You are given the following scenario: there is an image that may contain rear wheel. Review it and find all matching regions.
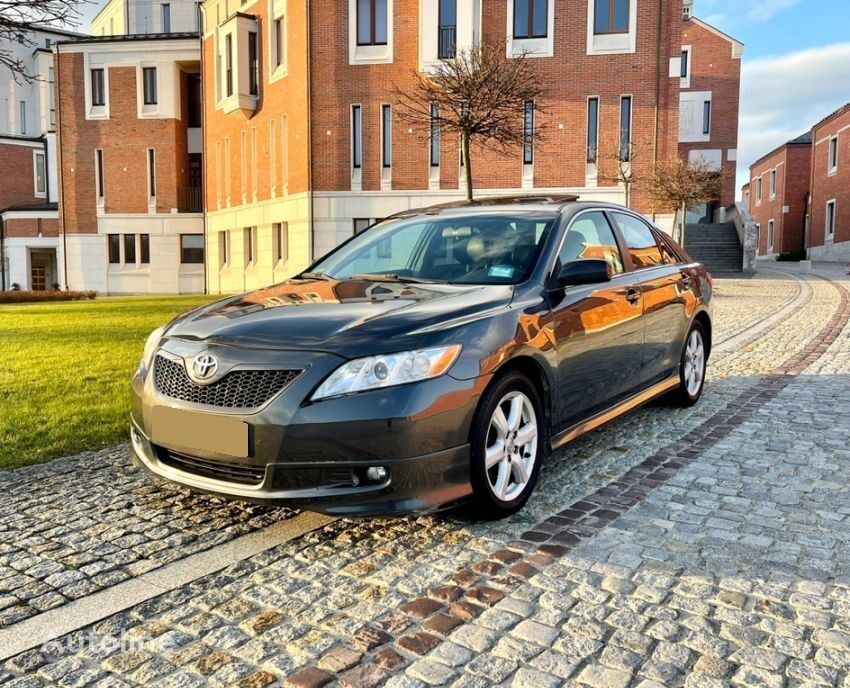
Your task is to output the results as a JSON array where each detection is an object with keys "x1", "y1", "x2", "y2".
[
  {"x1": 469, "y1": 372, "x2": 544, "y2": 519},
  {"x1": 666, "y1": 322, "x2": 707, "y2": 407}
]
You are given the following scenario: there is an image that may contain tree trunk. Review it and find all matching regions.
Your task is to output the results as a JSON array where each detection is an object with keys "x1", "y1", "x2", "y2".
[
  {"x1": 680, "y1": 201, "x2": 688, "y2": 246},
  {"x1": 462, "y1": 131, "x2": 473, "y2": 202}
]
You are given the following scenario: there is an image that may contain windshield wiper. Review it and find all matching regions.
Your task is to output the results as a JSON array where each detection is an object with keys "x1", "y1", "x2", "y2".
[
  {"x1": 295, "y1": 271, "x2": 335, "y2": 281},
  {"x1": 348, "y1": 273, "x2": 444, "y2": 284}
]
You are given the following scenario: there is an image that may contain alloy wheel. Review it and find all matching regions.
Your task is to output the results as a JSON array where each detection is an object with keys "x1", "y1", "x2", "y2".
[
  {"x1": 484, "y1": 391, "x2": 539, "y2": 502},
  {"x1": 684, "y1": 329, "x2": 705, "y2": 397}
]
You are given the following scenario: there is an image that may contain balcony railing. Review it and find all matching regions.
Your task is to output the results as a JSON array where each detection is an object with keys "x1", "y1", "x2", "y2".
[
  {"x1": 177, "y1": 187, "x2": 203, "y2": 213},
  {"x1": 438, "y1": 25, "x2": 456, "y2": 59}
]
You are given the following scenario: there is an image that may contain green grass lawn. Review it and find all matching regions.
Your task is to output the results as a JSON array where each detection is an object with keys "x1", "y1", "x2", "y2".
[{"x1": 0, "y1": 295, "x2": 220, "y2": 471}]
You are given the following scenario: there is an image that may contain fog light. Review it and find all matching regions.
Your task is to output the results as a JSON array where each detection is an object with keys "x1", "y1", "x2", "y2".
[{"x1": 366, "y1": 466, "x2": 388, "y2": 482}]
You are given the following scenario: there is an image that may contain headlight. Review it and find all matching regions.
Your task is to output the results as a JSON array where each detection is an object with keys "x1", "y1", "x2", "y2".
[
  {"x1": 312, "y1": 345, "x2": 462, "y2": 400},
  {"x1": 141, "y1": 326, "x2": 165, "y2": 369}
]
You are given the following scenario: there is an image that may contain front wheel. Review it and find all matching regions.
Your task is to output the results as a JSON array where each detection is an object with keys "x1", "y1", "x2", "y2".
[
  {"x1": 469, "y1": 372, "x2": 544, "y2": 519},
  {"x1": 666, "y1": 322, "x2": 707, "y2": 407}
]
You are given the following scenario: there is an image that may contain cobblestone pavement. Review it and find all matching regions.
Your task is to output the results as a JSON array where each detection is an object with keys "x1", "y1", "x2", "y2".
[{"x1": 4, "y1": 267, "x2": 849, "y2": 688}]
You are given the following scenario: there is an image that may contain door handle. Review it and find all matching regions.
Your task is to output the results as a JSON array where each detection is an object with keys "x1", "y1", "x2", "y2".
[{"x1": 618, "y1": 287, "x2": 641, "y2": 304}]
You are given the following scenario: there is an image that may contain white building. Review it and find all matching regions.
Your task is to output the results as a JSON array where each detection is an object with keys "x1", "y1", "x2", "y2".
[{"x1": 92, "y1": 0, "x2": 203, "y2": 36}]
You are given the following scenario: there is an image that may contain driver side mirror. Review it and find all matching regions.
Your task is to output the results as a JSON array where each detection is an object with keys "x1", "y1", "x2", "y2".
[{"x1": 556, "y1": 259, "x2": 611, "y2": 287}]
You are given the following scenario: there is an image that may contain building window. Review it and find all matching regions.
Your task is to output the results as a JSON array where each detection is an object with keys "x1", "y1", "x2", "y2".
[
  {"x1": 143, "y1": 67, "x2": 157, "y2": 105},
  {"x1": 219, "y1": 230, "x2": 229, "y2": 266},
  {"x1": 756, "y1": 177, "x2": 762, "y2": 203},
  {"x1": 95, "y1": 149, "x2": 105, "y2": 202},
  {"x1": 34, "y1": 152, "x2": 46, "y2": 196},
  {"x1": 702, "y1": 100, "x2": 711, "y2": 136},
  {"x1": 275, "y1": 17, "x2": 285, "y2": 67},
  {"x1": 767, "y1": 219, "x2": 775, "y2": 250},
  {"x1": 523, "y1": 100, "x2": 534, "y2": 164},
  {"x1": 124, "y1": 234, "x2": 136, "y2": 263},
  {"x1": 273, "y1": 222, "x2": 288, "y2": 263},
  {"x1": 438, "y1": 0, "x2": 457, "y2": 58},
  {"x1": 829, "y1": 136, "x2": 839, "y2": 174},
  {"x1": 48, "y1": 67, "x2": 55, "y2": 127},
  {"x1": 826, "y1": 200, "x2": 836, "y2": 241},
  {"x1": 148, "y1": 149, "x2": 156, "y2": 198},
  {"x1": 430, "y1": 103, "x2": 440, "y2": 167},
  {"x1": 19, "y1": 101, "x2": 26, "y2": 135},
  {"x1": 225, "y1": 34, "x2": 233, "y2": 97},
  {"x1": 91, "y1": 68, "x2": 105, "y2": 106},
  {"x1": 181, "y1": 235, "x2": 205, "y2": 264},
  {"x1": 357, "y1": 0, "x2": 388, "y2": 46},
  {"x1": 354, "y1": 218, "x2": 372, "y2": 234},
  {"x1": 244, "y1": 226, "x2": 257, "y2": 265},
  {"x1": 769, "y1": 169, "x2": 777, "y2": 199},
  {"x1": 140, "y1": 234, "x2": 150, "y2": 264},
  {"x1": 248, "y1": 31, "x2": 259, "y2": 96},
  {"x1": 352, "y1": 105, "x2": 362, "y2": 169},
  {"x1": 162, "y1": 3, "x2": 171, "y2": 32},
  {"x1": 513, "y1": 0, "x2": 547, "y2": 39},
  {"x1": 680, "y1": 49, "x2": 689, "y2": 78},
  {"x1": 587, "y1": 97, "x2": 599, "y2": 163},
  {"x1": 619, "y1": 95, "x2": 632, "y2": 161},
  {"x1": 594, "y1": 0, "x2": 629, "y2": 34},
  {"x1": 382, "y1": 104, "x2": 392, "y2": 168},
  {"x1": 108, "y1": 234, "x2": 120, "y2": 264},
  {"x1": 187, "y1": 73, "x2": 202, "y2": 126}
]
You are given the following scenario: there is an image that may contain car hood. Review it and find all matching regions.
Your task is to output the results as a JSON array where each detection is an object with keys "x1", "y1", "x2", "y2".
[{"x1": 166, "y1": 279, "x2": 514, "y2": 357}]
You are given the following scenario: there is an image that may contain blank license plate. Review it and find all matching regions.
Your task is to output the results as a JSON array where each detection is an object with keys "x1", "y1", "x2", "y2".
[{"x1": 151, "y1": 406, "x2": 249, "y2": 458}]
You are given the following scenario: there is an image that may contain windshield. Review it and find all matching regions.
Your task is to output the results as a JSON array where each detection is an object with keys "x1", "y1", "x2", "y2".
[{"x1": 310, "y1": 212, "x2": 556, "y2": 285}]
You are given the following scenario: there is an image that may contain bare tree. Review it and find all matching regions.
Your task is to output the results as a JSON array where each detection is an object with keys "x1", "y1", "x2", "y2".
[
  {"x1": 595, "y1": 135, "x2": 652, "y2": 209},
  {"x1": 644, "y1": 157, "x2": 725, "y2": 245},
  {"x1": 393, "y1": 42, "x2": 546, "y2": 201},
  {"x1": 0, "y1": 0, "x2": 88, "y2": 82}
]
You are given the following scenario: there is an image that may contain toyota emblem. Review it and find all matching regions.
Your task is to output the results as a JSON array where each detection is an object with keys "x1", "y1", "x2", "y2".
[{"x1": 191, "y1": 354, "x2": 219, "y2": 381}]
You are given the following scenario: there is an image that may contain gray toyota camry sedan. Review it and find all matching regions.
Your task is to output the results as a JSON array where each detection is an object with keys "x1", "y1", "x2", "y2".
[{"x1": 130, "y1": 196, "x2": 712, "y2": 518}]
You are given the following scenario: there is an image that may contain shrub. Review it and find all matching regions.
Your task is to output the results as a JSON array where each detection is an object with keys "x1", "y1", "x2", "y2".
[
  {"x1": 776, "y1": 250, "x2": 807, "y2": 262},
  {"x1": 0, "y1": 290, "x2": 97, "y2": 304},
  {"x1": 11, "y1": 283, "x2": 20, "y2": 291}
]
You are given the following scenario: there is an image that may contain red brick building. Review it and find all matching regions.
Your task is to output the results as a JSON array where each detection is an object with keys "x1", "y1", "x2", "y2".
[
  {"x1": 201, "y1": 0, "x2": 743, "y2": 293},
  {"x1": 749, "y1": 132, "x2": 812, "y2": 257},
  {"x1": 55, "y1": 33, "x2": 205, "y2": 293},
  {"x1": 678, "y1": 16, "x2": 742, "y2": 219},
  {"x1": 809, "y1": 103, "x2": 850, "y2": 262}
]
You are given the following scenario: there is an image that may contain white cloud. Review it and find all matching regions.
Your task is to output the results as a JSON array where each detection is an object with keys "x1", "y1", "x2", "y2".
[
  {"x1": 745, "y1": 0, "x2": 802, "y2": 22},
  {"x1": 736, "y1": 43, "x2": 850, "y2": 192}
]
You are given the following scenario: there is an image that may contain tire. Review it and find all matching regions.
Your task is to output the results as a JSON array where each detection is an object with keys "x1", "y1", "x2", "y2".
[
  {"x1": 469, "y1": 371, "x2": 545, "y2": 519},
  {"x1": 666, "y1": 321, "x2": 707, "y2": 407}
]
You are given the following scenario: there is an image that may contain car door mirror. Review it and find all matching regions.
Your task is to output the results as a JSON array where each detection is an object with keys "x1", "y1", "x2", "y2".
[{"x1": 556, "y1": 259, "x2": 612, "y2": 287}]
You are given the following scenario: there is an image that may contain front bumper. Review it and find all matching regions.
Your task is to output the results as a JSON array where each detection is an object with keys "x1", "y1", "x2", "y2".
[{"x1": 130, "y1": 342, "x2": 486, "y2": 515}]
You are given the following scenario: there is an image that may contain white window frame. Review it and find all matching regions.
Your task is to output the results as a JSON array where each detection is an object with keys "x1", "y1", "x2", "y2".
[
  {"x1": 269, "y1": 0, "x2": 287, "y2": 81},
  {"x1": 587, "y1": 0, "x2": 637, "y2": 55},
  {"x1": 162, "y1": 3, "x2": 171, "y2": 32},
  {"x1": 280, "y1": 114, "x2": 289, "y2": 193},
  {"x1": 680, "y1": 45, "x2": 691, "y2": 89},
  {"x1": 219, "y1": 230, "x2": 230, "y2": 267},
  {"x1": 349, "y1": 0, "x2": 394, "y2": 65},
  {"x1": 244, "y1": 226, "x2": 257, "y2": 267},
  {"x1": 767, "y1": 219, "x2": 774, "y2": 252},
  {"x1": 828, "y1": 136, "x2": 839, "y2": 176},
  {"x1": 826, "y1": 199, "x2": 836, "y2": 243},
  {"x1": 755, "y1": 176, "x2": 762, "y2": 205},
  {"x1": 147, "y1": 148, "x2": 157, "y2": 205},
  {"x1": 85, "y1": 60, "x2": 110, "y2": 120},
  {"x1": 273, "y1": 221, "x2": 289, "y2": 266},
  {"x1": 769, "y1": 168, "x2": 777, "y2": 200},
  {"x1": 507, "y1": 0, "x2": 555, "y2": 58},
  {"x1": 95, "y1": 148, "x2": 105, "y2": 207},
  {"x1": 33, "y1": 151, "x2": 47, "y2": 198},
  {"x1": 19, "y1": 100, "x2": 26, "y2": 136}
]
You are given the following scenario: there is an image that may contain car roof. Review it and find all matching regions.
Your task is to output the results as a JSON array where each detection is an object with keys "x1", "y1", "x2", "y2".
[{"x1": 383, "y1": 196, "x2": 642, "y2": 221}]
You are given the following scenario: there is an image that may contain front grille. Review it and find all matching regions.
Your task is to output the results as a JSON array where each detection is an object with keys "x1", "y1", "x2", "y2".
[
  {"x1": 153, "y1": 355, "x2": 299, "y2": 409},
  {"x1": 156, "y1": 447, "x2": 266, "y2": 485}
]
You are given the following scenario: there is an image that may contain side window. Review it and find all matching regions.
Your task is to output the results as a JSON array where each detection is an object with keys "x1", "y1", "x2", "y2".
[
  {"x1": 610, "y1": 212, "x2": 664, "y2": 269},
  {"x1": 558, "y1": 211, "x2": 624, "y2": 275}
]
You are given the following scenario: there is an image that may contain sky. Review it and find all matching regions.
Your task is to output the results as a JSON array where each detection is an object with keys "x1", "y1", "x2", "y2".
[{"x1": 75, "y1": 0, "x2": 850, "y2": 197}]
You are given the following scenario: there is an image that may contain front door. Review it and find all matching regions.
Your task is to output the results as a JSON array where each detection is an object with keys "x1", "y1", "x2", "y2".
[
  {"x1": 31, "y1": 265, "x2": 46, "y2": 291},
  {"x1": 548, "y1": 211, "x2": 645, "y2": 429}
]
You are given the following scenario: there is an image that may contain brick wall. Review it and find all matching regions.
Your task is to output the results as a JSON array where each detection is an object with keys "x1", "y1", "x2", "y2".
[
  {"x1": 203, "y1": 0, "x2": 686, "y2": 216},
  {"x1": 810, "y1": 106, "x2": 850, "y2": 249},
  {"x1": 3, "y1": 217, "x2": 59, "y2": 238},
  {"x1": 56, "y1": 52, "x2": 192, "y2": 235},
  {"x1": 678, "y1": 18, "x2": 740, "y2": 208},
  {"x1": 0, "y1": 141, "x2": 42, "y2": 211}
]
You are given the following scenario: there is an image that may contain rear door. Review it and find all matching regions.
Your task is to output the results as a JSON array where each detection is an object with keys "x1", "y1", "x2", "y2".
[
  {"x1": 608, "y1": 212, "x2": 689, "y2": 386},
  {"x1": 547, "y1": 210, "x2": 645, "y2": 428}
]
